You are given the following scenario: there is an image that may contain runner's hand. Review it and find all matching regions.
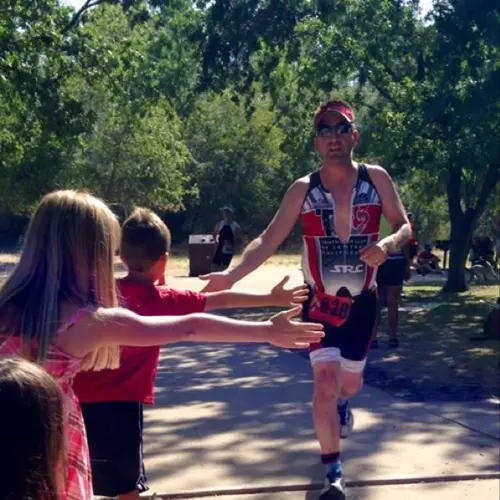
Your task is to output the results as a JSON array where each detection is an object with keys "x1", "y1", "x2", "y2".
[
  {"x1": 360, "y1": 242, "x2": 388, "y2": 268},
  {"x1": 267, "y1": 305, "x2": 324, "y2": 349},
  {"x1": 270, "y1": 276, "x2": 309, "y2": 306},
  {"x1": 199, "y1": 271, "x2": 235, "y2": 292}
]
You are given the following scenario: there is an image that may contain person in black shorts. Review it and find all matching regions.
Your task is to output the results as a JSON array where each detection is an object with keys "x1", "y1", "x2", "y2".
[
  {"x1": 373, "y1": 249, "x2": 410, "y2": 348},
  {"x1": 212, "y1": 204, "x2": 242, "y2": 271}
]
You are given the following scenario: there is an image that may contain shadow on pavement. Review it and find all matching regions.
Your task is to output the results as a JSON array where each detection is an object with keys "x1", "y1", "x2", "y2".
[{"x1": 143, "y1": 331, "x2": 499, "y2": 498}]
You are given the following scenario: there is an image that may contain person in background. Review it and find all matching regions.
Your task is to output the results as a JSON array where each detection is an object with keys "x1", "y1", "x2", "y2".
[
  {"x1": 416, "y1": 244, "x2": 442, "y2": 275},
  {"x1": 212, "y1": 204, "x2": 243, "y2": 271},
  {"x1": 0, "y1": 357, "x2": 64, "y2": 500},
  {"x1": 470, "y1": 236, "x2": 495, "y2": 266},
  {"x1": 372, "y1": 216, "x2": 411, "y2": 349}
]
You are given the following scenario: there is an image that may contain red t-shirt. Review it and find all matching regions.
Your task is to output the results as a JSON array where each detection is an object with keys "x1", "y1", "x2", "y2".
[
  {"x1": 418, "y1": 251, "x2": 438, "y2": 262},
  {"x1": 73, "y1": 279, "x2": 206, "y2": 404}
]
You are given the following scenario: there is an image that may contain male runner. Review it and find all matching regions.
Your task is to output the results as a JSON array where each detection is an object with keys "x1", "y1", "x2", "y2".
[{"x1": 201, "y1": 100, "x2": 411, "y2": 499}]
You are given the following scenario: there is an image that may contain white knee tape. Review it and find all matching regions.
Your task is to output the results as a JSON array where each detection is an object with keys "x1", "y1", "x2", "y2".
[
  {"x1": 309, "y1": 347, "x2": 341, "y2": 366},
  {"x1": 340, "y1": 357, "x2": 366, "y2": 373}
]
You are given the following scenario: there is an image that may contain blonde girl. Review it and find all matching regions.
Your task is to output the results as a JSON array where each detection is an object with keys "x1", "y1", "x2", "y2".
[{"x1": 0, "y1": 190, "x2": 323, "y2": 500}]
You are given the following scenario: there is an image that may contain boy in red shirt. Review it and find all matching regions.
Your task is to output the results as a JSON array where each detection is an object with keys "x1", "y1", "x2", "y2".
[{"x1": 73, "y1": 208, "x2": 307, "y2": 500}]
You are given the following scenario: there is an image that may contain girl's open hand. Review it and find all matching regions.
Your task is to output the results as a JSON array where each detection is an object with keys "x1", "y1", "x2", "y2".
[{"x1": 267, "y1": 305, "x2": 324, "y2": 349}]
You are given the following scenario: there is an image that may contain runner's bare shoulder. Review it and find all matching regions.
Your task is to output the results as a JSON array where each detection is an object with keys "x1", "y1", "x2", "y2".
[
  {"x1": 277, "y1": 175, "x2": 312, "y2": 217},
  {"x1": 363, "y1": 163, "x2": 392, "y2": 182},
  {"x1": 288, "y1": 175, "x2": 312, "y2": 197}
]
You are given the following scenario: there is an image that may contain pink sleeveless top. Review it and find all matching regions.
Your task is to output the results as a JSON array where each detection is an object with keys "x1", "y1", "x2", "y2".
[{"x1": 0, "y1": 309, "x2": 93, "y2": 500}]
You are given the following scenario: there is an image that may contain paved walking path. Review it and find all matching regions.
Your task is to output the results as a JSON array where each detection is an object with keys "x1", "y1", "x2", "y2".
[
  {"x1": 141, "y1": 341, "x2": 498, "y2": 499},
  {"x1": 151, "y1": 480, "x2": 500, "y2": 499},
  {"x1": 112, "y1": 269, "x2": 500, "y2": 499}
]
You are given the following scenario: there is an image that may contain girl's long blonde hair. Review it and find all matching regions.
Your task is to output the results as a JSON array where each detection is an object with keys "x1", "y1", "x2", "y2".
[{"x1": 0, "y1": 190, "x2": 120, "y2": 370}]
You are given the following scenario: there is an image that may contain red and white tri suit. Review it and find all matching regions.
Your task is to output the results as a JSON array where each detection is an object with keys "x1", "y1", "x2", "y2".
[{"x1": 300, "y1": 164, "x2": 382, "y2": 371}]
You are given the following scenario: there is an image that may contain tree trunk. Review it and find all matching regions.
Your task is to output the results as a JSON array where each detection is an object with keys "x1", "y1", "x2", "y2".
[
  {"x1": 443, "y1": 211, "x2": 473, "y2": 292},
  {"x1": 443, "y1": 162, "x2": 499, "y2": 293}
]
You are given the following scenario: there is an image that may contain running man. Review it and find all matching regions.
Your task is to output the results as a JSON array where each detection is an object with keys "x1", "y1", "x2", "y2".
[{"x1": 201, "y1": 100, "x2": 411, "y2": 499}]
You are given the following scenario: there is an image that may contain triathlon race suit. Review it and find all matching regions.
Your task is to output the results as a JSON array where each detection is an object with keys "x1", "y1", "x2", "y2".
[
  {"x1": 213, "y1": 221, "x2": 239, "y2": 267},
  {"x1": 300, "y1": 164, "x2": 382, "y2": 371}
]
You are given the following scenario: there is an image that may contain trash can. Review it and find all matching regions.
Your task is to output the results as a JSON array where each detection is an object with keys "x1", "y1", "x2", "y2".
[{"x1": 188, "y1": 234, "x2": 216, "y2": 277}]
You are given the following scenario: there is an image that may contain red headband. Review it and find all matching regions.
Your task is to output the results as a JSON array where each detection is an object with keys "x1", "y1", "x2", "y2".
[{"x1": 314, "y1": 102, "x2": 355, "y2": 128}]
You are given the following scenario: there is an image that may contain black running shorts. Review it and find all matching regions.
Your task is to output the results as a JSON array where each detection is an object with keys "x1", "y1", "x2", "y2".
[
  {"x1": 376, "y1": 258, "x2": 406, "y2": 287},
  {"x1": 303, "y1": 288, "x2": 378, "y2": 362}
]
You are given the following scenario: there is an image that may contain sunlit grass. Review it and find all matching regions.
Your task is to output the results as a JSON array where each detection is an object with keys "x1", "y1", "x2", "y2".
[{"x1": 1, "y1": 249, "x2": 302, "y2": 278}]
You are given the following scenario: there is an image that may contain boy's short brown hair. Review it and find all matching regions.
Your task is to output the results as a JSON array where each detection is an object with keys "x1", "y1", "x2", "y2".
[{"x1": 120, "y1": 208, "x2": 171, "y2": 272}]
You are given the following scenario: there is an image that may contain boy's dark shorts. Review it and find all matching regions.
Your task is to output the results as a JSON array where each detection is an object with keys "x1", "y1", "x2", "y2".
[{"x1": 81, "y1": 401, "x2": 148, "y2": 497}]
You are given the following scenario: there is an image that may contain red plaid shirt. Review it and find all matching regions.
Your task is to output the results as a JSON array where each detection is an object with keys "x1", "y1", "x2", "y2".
[{"x1": 0, "y1": 312, "x2": 93, "y2": 500}]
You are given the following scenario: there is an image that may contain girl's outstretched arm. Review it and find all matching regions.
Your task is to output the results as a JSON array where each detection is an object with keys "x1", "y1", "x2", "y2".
[{"x1": 88, "y1": 305, "x2": 323, "y2": 351}]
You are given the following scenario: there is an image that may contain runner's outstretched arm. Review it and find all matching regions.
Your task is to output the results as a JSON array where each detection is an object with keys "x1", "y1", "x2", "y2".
[{"x1": 200, "y1": 179, "x2": 309, "y2": 291}]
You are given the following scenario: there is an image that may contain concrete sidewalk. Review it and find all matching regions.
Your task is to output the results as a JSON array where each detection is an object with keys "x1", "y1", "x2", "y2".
[
  {"x1": 142, "y1": 341, "x2": 499, "y2": 499},
  {"x1": 152, "y1": 480, "x2": 499, "y2": 499},
  {"x1": 136, "y1": 271, "x2": 500, "y2": 499}
]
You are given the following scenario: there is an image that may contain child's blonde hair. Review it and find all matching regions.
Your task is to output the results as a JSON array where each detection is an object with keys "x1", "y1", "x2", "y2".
[{"x1": 0, "y1": 190, "x2": 120, "y2": 371}]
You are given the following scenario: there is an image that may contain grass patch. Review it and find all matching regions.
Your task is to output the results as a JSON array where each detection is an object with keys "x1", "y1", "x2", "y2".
[
  {"x1": 370, "y1": 284, "x2": 500, "y2": 400},
  {"x1": 1, "y1": 249, "x2": 301, "y2": 281}
]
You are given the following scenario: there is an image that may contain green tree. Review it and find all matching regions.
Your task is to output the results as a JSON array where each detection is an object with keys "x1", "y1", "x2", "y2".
[
  {"x1": 199, "y1": 0, "x2": 314, "y2": 92},
  {"x1": 292, "y1": 0, "x2": 499, "y2": 291},
  {"x1": 399, "y1": 175, "x2": 450, "y2": 246},
  {"x1": 65, "y1": 3, "x2": 201, "y2": 209},
  {"x1": 0, "y1": 0, "x2": 92, "y2": 212},
  {"x1": 59, "y1": 93, "x2": 194, "y2": 209},
  {"x1": 184, "y1": 90, "x2": 286, "y2": 235}
]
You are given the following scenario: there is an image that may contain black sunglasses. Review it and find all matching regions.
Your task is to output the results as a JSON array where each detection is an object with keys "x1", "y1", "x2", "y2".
[{"x1": 316, "y1": 121, "x2": 352, "y2": 137}]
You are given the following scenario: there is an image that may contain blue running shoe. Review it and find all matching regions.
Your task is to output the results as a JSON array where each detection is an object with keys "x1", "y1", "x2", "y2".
[{"x1": 319, "y1": 464, "x2": 346, "y2": 500}]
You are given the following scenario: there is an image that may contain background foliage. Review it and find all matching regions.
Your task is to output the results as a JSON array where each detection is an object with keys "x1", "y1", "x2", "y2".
[{"x1": 0, "y1": 0, "x2": 498, "y2": 290}]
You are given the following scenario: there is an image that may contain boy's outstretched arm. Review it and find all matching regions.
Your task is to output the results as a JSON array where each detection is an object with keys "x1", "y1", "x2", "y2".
[{"x1": 204, "y1": 276, "x2": 308, "y2": 311}]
